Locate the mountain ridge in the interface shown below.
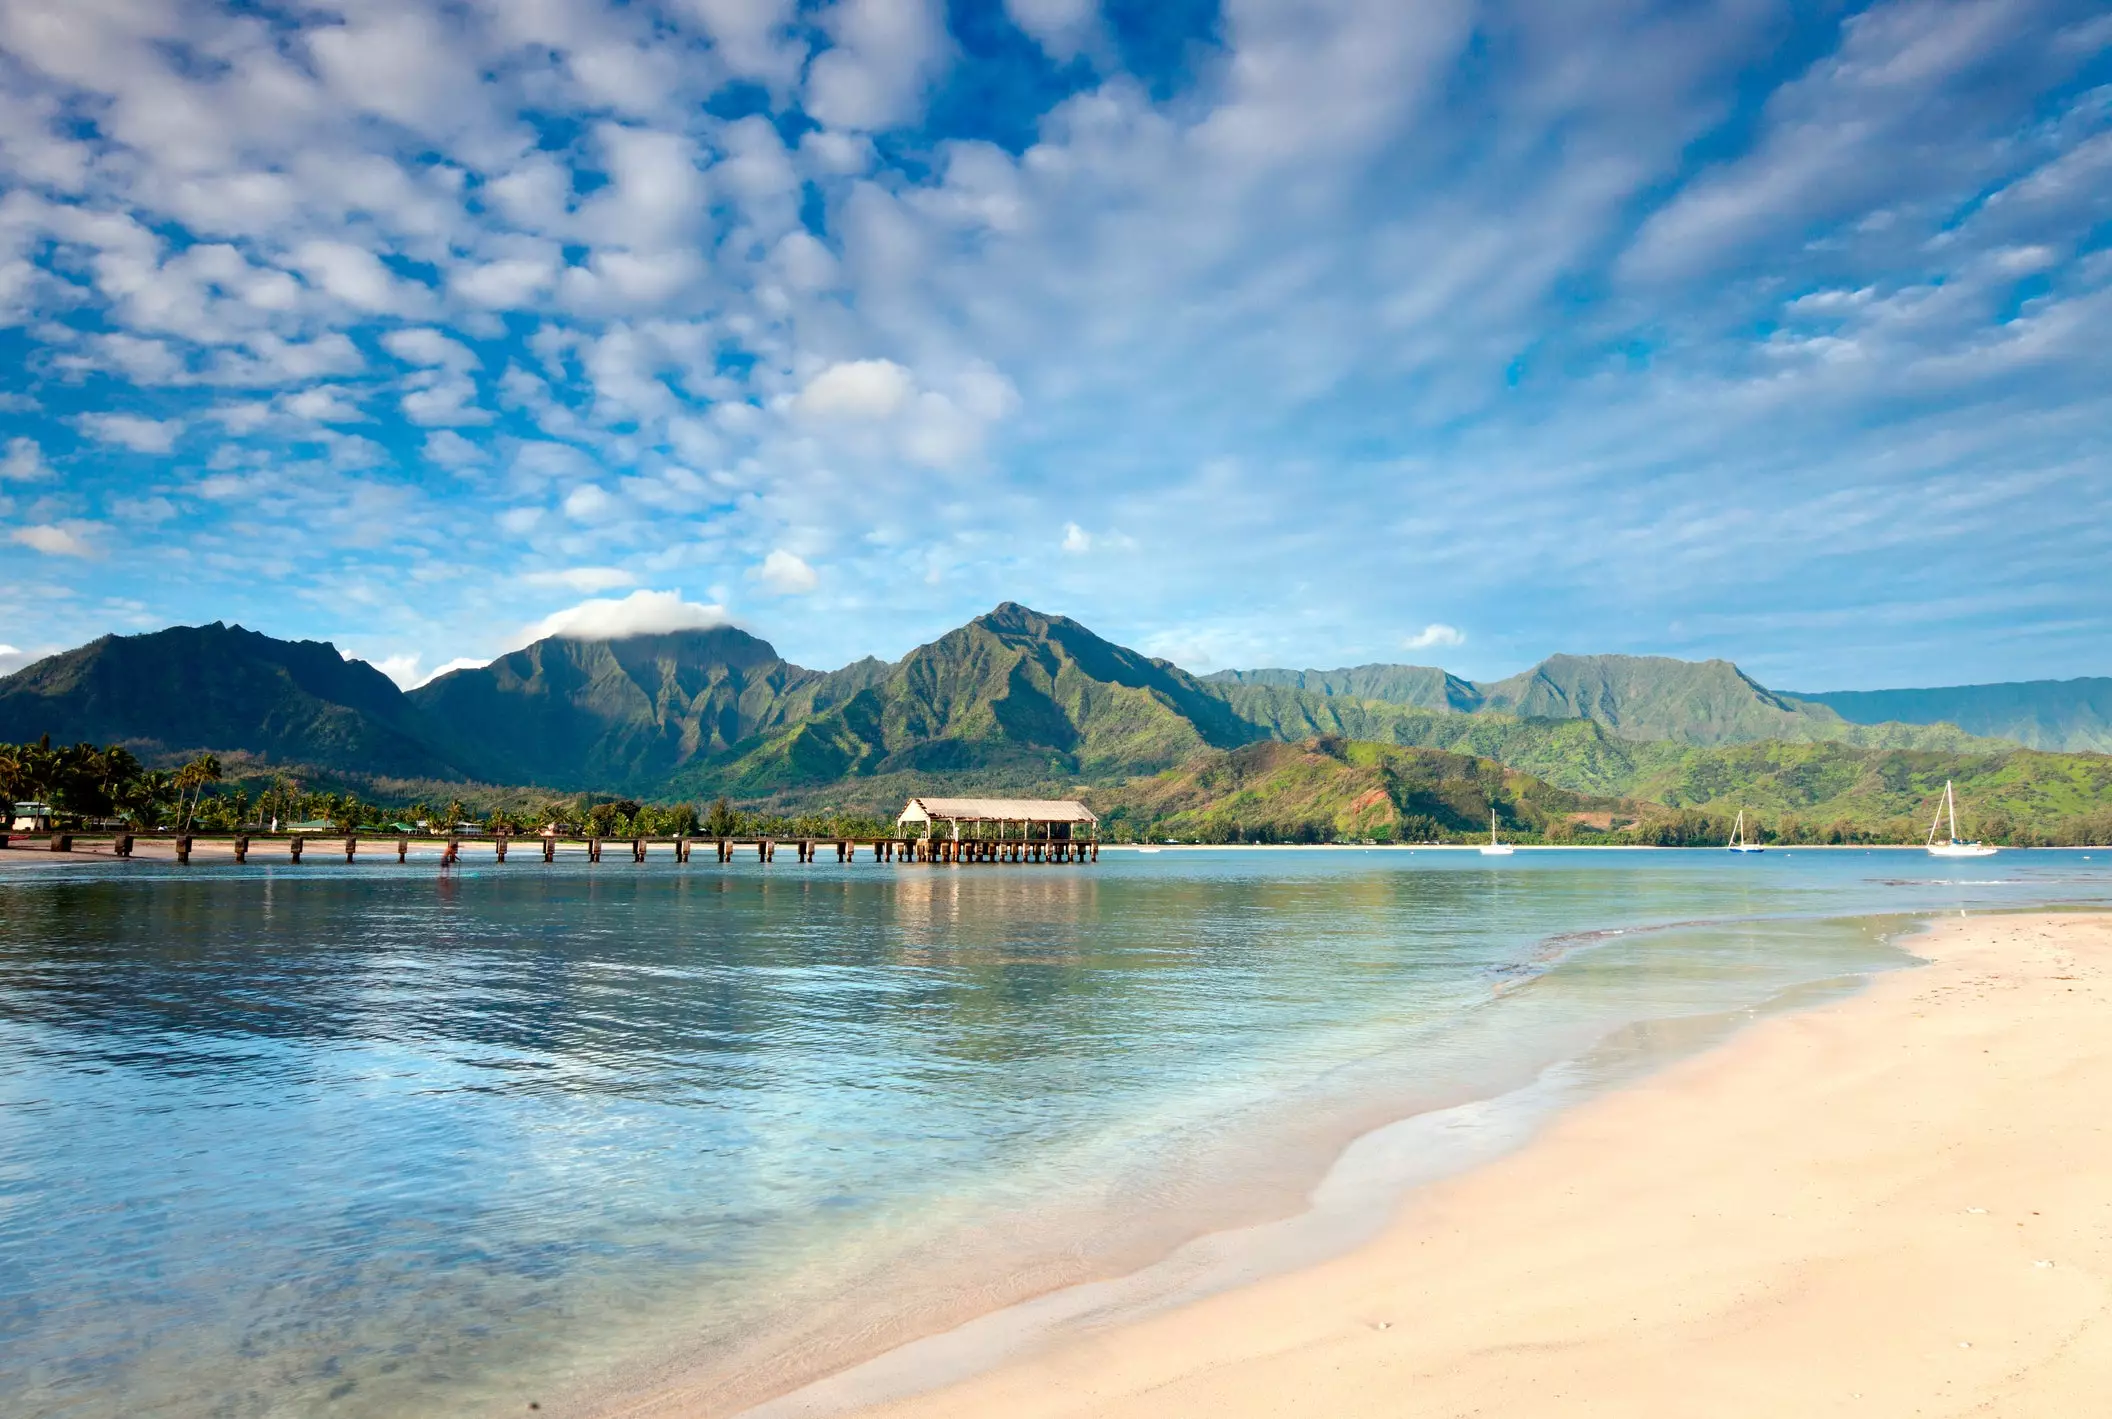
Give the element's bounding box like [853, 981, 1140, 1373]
[0, 611, 2095, 817]
[1790, 677, 2112, 753]
[0, 622, 464, 778]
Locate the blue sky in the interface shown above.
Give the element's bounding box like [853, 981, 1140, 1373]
[0, 0, 2107, 691]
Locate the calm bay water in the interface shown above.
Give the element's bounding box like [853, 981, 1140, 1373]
[4, 847, 2110, 1418]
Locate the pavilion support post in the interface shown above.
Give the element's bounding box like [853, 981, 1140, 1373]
[173, 835, 189, 864]
[118, 833, 136, 858]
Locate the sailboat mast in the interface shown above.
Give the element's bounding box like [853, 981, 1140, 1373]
[1948, 781, 1958, 843]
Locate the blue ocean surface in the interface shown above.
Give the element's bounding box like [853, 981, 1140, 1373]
[2, 847, 2109, 1418]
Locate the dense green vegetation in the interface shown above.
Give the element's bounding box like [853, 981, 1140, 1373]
[1088, 737, 2112, 847]
[1088, 739, 1635, 844]
[0, 739, 896, 841]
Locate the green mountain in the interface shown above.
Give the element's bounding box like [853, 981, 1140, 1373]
[4, 609, 2105, 844]
[406, 626, 887, 789]
[0, 622, 460, 777]
[1790, 678, 2112, 753]
[683, 602, 1258, 793]
[1210, 652, 1992, 750]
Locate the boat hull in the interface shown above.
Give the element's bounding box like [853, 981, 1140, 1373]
[1928, 844, 1998, 858]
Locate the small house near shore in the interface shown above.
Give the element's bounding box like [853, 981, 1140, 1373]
[11, 802, 53, 831]
[897, 797, 1098, 841]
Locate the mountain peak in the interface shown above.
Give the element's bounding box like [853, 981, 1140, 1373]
[974, 601, 1068, 635]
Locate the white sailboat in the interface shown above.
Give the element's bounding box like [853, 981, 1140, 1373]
[1727, 810, 1765, 854]
[1479, 809, 1515, 856]
[1926, 780, 1997, 858]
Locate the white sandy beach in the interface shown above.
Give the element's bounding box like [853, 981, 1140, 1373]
[750, 912, 2112, 1419]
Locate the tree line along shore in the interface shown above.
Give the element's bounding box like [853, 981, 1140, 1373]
[9, 734, 2110, 850]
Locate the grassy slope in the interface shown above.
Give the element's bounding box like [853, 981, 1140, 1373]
[1090, 739, 1636, 843]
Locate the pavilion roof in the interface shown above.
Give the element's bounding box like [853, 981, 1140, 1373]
[898, 796, 1098, 825]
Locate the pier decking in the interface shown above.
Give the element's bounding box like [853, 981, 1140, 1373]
[0, 831, 1099, 866]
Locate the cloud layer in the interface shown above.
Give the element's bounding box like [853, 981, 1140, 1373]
[0, 1, 2106, 688]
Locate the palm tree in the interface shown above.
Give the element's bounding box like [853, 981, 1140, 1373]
[172, 753, 223, 833]
[0, 743, 24, 807]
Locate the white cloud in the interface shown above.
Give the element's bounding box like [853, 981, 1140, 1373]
[804, 0, 952, 131]
[680, 0, 808, 85]
[424, 430, 485, 468]
[76, 413, 183, 453]
[795, 357, 916, 419]
[527, 588, 731, 641]
[400, 370, 493, 427]
[1402, 625, 1469, 654]
[525, 566, 637, 592]
[1005, 0, 1099, 59]
[1404, 623, 1466, 651]
[451, 254, 558, 308]
[383, 328, 477, 368]
[11, 523, 95, 557]
[754, 548, 819, 594]
[292, 240, 429, 316]
[563, 483, 619, 521]
[281, 386, 366, 422]
[374, 653, 490, 689]
[1061, 521, 1091, 553]
[0, 644, 48, 676]
[1, 437, 50, 481]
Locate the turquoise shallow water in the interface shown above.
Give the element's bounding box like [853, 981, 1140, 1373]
[3, 847, 2110, 1418]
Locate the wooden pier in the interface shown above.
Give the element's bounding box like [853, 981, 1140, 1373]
[0, 830, 1100, 866]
